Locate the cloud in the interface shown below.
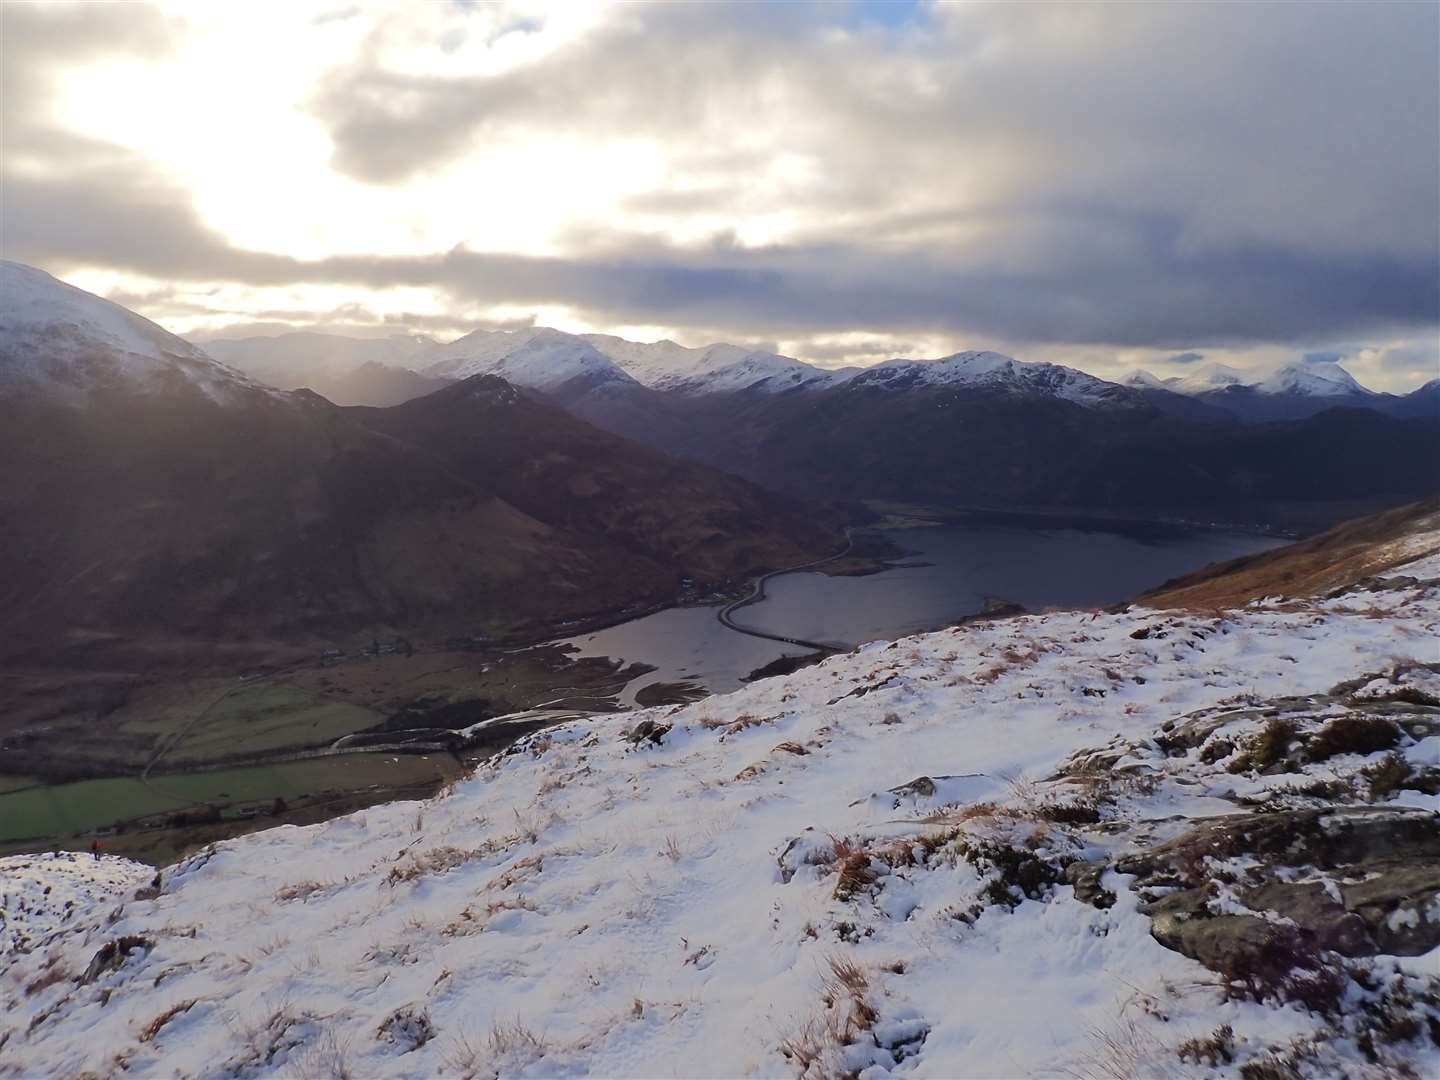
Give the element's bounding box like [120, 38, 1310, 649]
[1165, 352, 1205, 365]
[2, 0, 1436, 387]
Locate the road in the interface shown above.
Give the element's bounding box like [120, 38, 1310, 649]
[716, 528, 855, 651]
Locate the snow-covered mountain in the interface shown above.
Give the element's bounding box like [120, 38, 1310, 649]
[846, 350, 1139, 408]
[1121, 368, 1171, 390]
[421, 327, 641, 393]
[1160, 359, 1378, 401]
[1253, 360, 1374, 398]
[583, 334, 841, 394]
[4, 518, 1438, 1078]
[419, 328, 838, 397]
[0, 261, 267, 404]
[1166, 361, 1253, 395]
[1120, 358, 1419, 423]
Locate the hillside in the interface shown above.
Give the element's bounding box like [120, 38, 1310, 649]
[0, 377, 835, 671]
[1144, 497, 1440, 608]
[0, 266, 838, 671]
[624, 382, 1438, 532]
[352, 378, 833, 587]
[4, 518, 1436, 1078]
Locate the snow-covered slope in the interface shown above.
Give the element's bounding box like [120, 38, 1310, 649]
[584, 335, 839, 395]
[1166, 361, 1255, 395]
[5, 537, 1437, 1077]
[848, 350, 1137, 408]
[1254, 361, 1373, 398]
[1122, 368, 1170, 390]
[0, 261, 266, 404]
[421, 328, 640, 393]
[1, 853, 153, 957]
[420, 328, 835, 397]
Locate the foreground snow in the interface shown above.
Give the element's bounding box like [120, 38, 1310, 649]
[3, 553, 1437, 1078]
[0, 853, 153, 957]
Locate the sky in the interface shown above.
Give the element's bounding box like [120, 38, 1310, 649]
[2, 0, 1437, 391]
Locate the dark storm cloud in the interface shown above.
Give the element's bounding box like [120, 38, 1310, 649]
[6, 160, 1436, 351]
[1165, 353, 1205, 366]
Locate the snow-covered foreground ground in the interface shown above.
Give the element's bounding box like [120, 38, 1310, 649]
[3, 549, 1438, 1078]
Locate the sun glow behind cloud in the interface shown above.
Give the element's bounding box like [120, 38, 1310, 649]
[3, 0, 1435, 389]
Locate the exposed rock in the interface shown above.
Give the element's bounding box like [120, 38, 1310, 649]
[1149, 910, 1302, 978]
[1064, 860, 1115, 909]
[1341, 863, 1440, 955]
[625, 719, 671, 746]
[889, 776, 936, 798]
[1117, 807, 1440, 878]
[1241, 881, 1375, 956]
[81, 935, 152, 985]
[1121, 807, 1440, 972]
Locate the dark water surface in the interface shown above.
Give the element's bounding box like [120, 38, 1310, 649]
[560, 517, 1282, 698]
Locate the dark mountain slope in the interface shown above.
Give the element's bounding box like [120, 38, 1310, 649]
[299, 360, 453, 407]
[0, 265, 839, 670]
[0, 378, 837, 670]
[548, 377, 1437, 532]
[351, 377, 836, 586]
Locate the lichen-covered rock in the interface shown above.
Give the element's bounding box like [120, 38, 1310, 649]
[1122, 807, 1440, 970]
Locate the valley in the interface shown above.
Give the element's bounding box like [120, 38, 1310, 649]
[0, 510, 1281, 862]
[5, 500, 1437, 1078]
[0, 263, 1430, 871]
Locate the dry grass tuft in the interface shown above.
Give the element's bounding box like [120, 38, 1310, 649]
[140, 999, 199, 1043]
[778, 956, 880, 1073]
[487, 1017, 548, 1057]
[274, 880, 334, 904]
[720, 713, 771, 738]
[1062, 1014, 1173, 1080]
[385, 846, 484, 887]
[833, 851, 879, 901]
[23, 960, 72, 997]
[293, 1024, 353, 1080]
[973, 640, 1054, 684]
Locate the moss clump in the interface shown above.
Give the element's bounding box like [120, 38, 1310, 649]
[1227, 718, 1299, 773]
[1305, 715, 1401, 762]
[957, 839, 1065, 909]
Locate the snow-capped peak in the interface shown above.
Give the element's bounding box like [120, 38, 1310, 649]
[849, 350, 1133, 407]
[0, 261, 268, 404]
[582, 334, 836, 394]
[420, 327, 638, 392]
[1166, 361, 1255, 395]
[1122, 369, 1170, 390]
[1255, 361, 1371, 397]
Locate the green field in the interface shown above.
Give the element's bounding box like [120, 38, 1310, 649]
[162, 681, 382, 764]
[0, 754, 450, 844]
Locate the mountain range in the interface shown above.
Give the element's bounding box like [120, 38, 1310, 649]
[207, 324, 1436, 422]
[4, 259, 1437, 676]
[0, 262, 837, 671]
[199, 322, 1439, 530]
